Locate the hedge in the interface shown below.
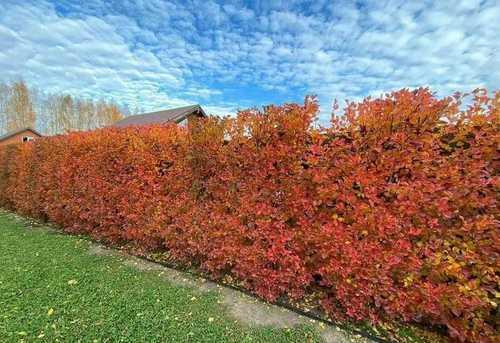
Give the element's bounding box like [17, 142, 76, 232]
[0, 89, 498, 342]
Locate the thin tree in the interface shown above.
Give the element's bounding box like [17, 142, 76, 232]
[6, 80, 36, 131]
[0, 80, 124, 135]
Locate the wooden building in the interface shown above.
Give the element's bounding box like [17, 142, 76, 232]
[111, 104, 206, 128]
[0, 128, 42, 147]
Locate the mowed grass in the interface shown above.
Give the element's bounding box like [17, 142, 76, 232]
[0, 212, 319, 342]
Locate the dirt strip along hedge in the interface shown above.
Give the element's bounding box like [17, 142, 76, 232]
[0, 89, 498, 342]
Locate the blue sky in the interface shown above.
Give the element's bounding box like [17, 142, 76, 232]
[0, 0, 498, 124]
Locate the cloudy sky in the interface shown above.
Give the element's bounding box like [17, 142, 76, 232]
[0, 0, 498, 124]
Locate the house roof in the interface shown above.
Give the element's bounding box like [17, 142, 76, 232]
[112, 104, 206, 128]
[0, 127, 42, 142]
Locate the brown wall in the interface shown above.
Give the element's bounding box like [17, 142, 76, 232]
[187, 113, 205, 126]
[177, 114, 198, 128]
[0, 130, 40, 147]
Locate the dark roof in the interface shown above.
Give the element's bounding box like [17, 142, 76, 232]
[112, 104, 206, 128]
[0, 127, 42, 142]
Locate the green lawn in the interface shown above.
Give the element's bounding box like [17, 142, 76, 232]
[0, 211, 320, 342]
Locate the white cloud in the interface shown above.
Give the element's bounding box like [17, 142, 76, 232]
[0, 0, 233, 115]
[0, 0, 498, 123]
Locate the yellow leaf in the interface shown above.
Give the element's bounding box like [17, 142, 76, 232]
[208, 317, 214, 322]
[47, 308, 54, 316]
[67, 279, 78, 285]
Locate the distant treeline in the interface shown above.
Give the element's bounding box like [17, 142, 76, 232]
[0, 80, 124, 135]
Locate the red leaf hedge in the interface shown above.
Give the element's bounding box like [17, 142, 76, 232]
[0, 89, 498, 342]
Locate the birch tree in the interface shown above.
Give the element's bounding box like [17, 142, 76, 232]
[5, 80, 36, 131]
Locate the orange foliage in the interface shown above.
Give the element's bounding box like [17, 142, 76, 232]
[0, 89, 498, 342]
